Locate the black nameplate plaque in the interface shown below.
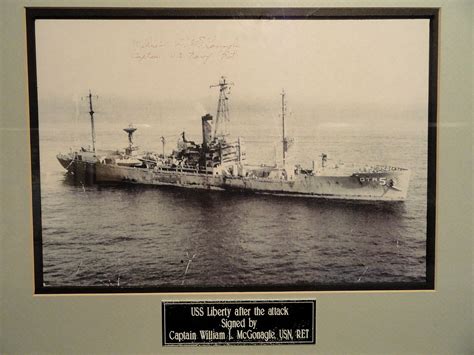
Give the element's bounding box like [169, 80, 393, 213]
[162, 300, 316, 346]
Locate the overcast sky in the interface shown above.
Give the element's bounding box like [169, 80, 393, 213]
[36, 19, 429, 131]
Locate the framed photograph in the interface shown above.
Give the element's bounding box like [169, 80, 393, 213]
[27, 7, 438, 294]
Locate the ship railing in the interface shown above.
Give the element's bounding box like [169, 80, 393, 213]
[357, 165, 405, 173]
[154, 165, 213, 175]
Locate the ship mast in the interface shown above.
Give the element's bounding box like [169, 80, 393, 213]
[84, 90, 98, 153]
[160, 136, 166, 157]
[281, 89, 287, 167]
[210, 76, 233, 140]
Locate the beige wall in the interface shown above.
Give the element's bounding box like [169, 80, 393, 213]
[1, 1, 472, 354]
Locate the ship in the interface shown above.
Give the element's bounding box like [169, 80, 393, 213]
[58, 77, 410, 201]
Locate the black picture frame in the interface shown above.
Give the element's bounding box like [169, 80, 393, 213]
[26, 7, 438, 294]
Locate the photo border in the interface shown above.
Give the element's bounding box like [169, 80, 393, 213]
[26, 7, 438, 294]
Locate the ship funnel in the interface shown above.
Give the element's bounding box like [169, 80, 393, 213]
[201, 114, 213, 147]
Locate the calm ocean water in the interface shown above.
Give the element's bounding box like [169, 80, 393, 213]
[38, 102, 428, 289]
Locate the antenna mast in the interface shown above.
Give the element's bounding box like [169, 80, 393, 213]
[123, 124, 137, 154]
[281, 89, 287, 167]
[84, 90, 98, 153]
[210, 76, 233, 139]
[160, 136, 166, 157]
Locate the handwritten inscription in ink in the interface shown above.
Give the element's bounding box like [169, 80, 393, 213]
[132, 36, 239, 63]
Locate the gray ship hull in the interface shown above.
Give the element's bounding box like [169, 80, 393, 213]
[225, 172, 409, 201]
[96, 163, 225, 189]
[94, 163, 410, 202]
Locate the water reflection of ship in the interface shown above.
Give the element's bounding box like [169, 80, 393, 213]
[57, 77, 410, 201]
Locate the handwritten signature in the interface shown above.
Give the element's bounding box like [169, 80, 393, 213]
[131, 36, 239, 64]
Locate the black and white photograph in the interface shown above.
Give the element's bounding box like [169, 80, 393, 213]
[29, 9, 437, 292]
